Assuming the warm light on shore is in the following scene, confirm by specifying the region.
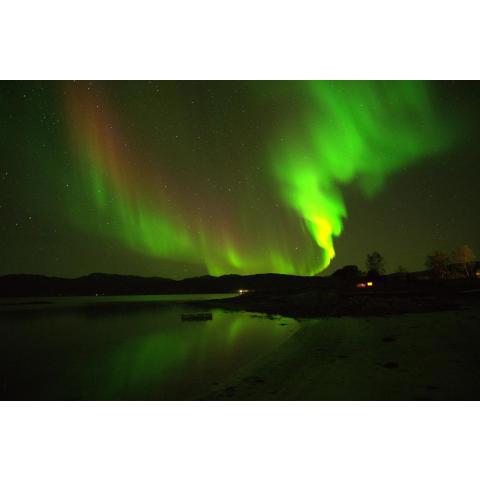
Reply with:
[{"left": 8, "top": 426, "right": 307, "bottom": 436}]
[{"left": 356, "top": 281, "right": 373, "bottom": 289}]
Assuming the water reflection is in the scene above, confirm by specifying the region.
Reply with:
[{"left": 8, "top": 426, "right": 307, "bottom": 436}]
[{"left": 0, "top": 297, "right": 298, "bottom": 400}]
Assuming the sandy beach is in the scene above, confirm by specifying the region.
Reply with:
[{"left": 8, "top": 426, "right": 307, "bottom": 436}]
[{"left": 204, "top": 295, "right": 480, "bottom": 400}]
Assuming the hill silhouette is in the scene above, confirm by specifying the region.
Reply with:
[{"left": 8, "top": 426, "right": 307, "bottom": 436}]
[{"left": 0, "top": 272, "right": 330, "bottom": 297}]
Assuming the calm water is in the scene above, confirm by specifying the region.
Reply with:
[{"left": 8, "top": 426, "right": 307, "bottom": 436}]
[{"left": 0, "top": 295, "right": 298, "bottom": 400}]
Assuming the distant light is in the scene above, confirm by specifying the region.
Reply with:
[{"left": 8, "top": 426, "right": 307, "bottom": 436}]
[
  {"left": 367, "top": 281, "right": 373, "bottom": 287},
  {"left": 356, "top": 282, "right": 366, "bottom": 288},
  {"left": 238, "top": 289, "right": 249, "bottom": 294}
]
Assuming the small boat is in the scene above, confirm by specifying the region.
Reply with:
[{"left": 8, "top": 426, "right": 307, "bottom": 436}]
[{"left": 181, "top": 312, "right": 213, "bottom": 321}]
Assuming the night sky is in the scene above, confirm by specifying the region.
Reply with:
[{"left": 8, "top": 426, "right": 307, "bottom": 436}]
[{"left": 1, "top": 81, "right": 478, "bottom": 279}]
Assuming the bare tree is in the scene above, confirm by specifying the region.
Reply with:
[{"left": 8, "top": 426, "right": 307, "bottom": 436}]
[
  {"left": 425, "top": 251, "right": 450, "bottom": 279},
  {"left": 366, "top": 251, "right": 385, "bottom": 276},
  {"left": 452, "top": 245, "right": 476, "bottom": 278}
]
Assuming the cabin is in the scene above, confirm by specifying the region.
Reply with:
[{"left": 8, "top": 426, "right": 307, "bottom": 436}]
[{"left": 356, "top": 281, "right": 374, "bottom": 289}]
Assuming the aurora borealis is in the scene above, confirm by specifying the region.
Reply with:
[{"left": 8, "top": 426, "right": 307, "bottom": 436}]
[
  {"left": 271, "top": 81, "right": 455, "bottom": 271},
  {"left": 1, "top": 81, "right": 479, "bottom": 278}
]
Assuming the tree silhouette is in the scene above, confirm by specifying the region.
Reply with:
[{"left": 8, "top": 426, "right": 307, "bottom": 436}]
[
  {"left": 365, "top": 252, "right": 385, "bottom": 276},
  {"left": 452, "top": 245, "right": 476, "bottom": 278},
  {"left": 425, "top": 251, "right": 449, "bottom": 279},
  {"left": 331, "top": 265, "right": 361, "bottom": 281}
]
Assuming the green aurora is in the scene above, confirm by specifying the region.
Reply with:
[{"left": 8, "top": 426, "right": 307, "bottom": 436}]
[
  {"left": 64, "top": 81, "right": 454, "bottom": 276},
  {"left": 2, "top": 80, "right": 472, "bottom": 279},
  {"left": 272, "top": 81, "right": 454, "bottom": 271}
]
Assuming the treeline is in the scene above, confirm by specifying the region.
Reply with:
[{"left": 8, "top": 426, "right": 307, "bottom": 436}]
[
  {"left": 425, "top": 245, "right": 477, "bottom": 279},
  {"left": 332, "top": 245, "right": 478, "bottom": 281}
]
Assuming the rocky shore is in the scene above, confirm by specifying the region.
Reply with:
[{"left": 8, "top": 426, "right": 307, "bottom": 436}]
[{"left": 199, "top": 286, "right": 462, "bottom": 319}]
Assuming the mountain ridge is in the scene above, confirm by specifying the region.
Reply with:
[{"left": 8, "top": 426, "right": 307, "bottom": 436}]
[{"left": 0, "top": 272, "right": 329, "bottom": 297}]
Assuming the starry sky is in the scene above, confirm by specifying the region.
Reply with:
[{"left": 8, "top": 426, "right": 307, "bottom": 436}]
[{"left": 0, "top": 81, "right": 478, "bottom": 279}]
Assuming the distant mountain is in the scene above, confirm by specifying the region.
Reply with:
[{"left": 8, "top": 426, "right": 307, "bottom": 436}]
[
  {"left": 3, "top": 264, "right": 468, "bottom": 298},
  {"left": 0, "top": 272, "right": 330, "bottom": 297}
]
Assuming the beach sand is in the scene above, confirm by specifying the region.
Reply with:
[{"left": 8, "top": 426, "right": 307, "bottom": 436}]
[{"left": 204, "top": 301, "right": 480, "bottom": 400}]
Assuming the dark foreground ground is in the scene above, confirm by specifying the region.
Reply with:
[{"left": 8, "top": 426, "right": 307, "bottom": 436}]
[{"left": 201, "top": 288, "right": 480, "bottom": 400}]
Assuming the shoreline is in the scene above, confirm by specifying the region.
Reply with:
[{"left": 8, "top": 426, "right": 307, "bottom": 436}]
[
  {"left": 195, "top": 286, "right": 462, "bottom": 319},
  {"left": 199, "top": 291, "right": 480, "bottom": 400},
  {"left": 202, "top": 303, "right": 480, "bottom": 400}
]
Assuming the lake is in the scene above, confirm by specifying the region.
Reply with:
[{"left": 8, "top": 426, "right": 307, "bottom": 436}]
[{"left": 0, "top": 294, "right": 298, "bottom": 400}]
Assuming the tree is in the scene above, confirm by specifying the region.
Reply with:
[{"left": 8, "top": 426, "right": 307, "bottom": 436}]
[
  {"left": 452, "top": 245, "right": 476, "bottom": 278},
  {"left": 365, "top": 252, "right": 385, "bottom": 276},
  {"left": 331, "top": 265, "right": 361, "bottom": 281},
  {"left": 425, "top": 251, "right": 450, "bottom": 279}
]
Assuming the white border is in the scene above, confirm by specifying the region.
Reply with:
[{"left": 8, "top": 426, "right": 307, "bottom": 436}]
[
  {"left": 1, "top": 0, "right": 480, "bottom": 80},
  {"left": 0, "top": 402, "right": 479, "bottom": 479},
  {"left": 2, "top": 1, "right": 480, "bottom": 478}
]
